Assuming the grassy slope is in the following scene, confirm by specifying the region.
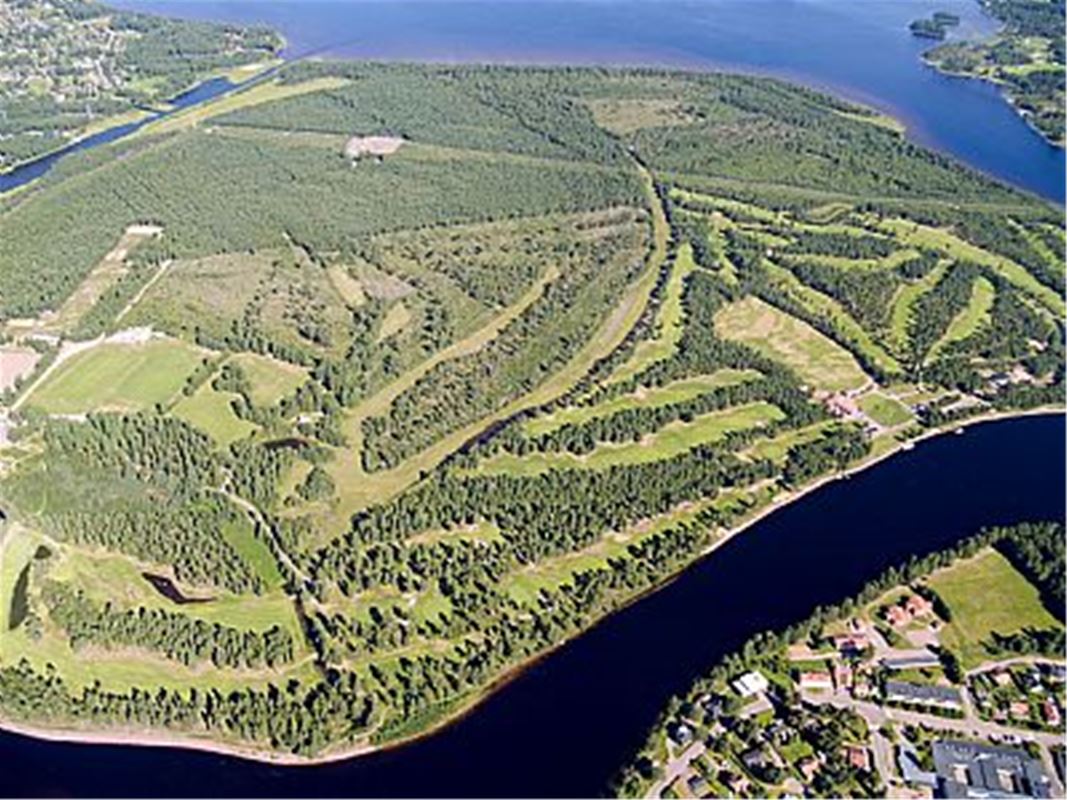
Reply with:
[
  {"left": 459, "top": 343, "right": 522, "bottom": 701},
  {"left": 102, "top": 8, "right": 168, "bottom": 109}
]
[{"left": 714, "top": 296, "right": 869, "bottom": 393}]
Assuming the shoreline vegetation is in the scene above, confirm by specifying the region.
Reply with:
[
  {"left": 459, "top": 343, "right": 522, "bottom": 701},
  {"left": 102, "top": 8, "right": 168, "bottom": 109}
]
[
  {"left": 2, "top": 406, "right": 1061, "bottom": 767},
  {"left": 917, "top": 0, "right": 1065, "bottom": 148}
]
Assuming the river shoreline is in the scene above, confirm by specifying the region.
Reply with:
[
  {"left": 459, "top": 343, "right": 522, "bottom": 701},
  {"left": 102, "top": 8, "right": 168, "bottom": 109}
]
[{"left": 2, "top": 404, "right": 1062, "bottom": 768}]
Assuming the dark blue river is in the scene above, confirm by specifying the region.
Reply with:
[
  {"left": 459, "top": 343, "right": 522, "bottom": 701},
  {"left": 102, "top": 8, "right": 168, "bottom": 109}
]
[
  {"left": 3, "top": 413, "right": 1064, "bottom": 797},
  {"left": 110, "top": 0, "right": 1064, "bottom": 203}
]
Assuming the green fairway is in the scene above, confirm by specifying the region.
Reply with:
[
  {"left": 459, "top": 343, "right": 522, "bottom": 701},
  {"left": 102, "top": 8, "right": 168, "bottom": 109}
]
[
  {"left": 889, "top": 262, "right": 948, "bottom": 356},
  {"left": 881, "top": 219, "right": 1062, "bottom": 315},
  {"left": 172, "top": 384, "right": 257, "bottom": 445},
  {"left": 858, "top": 393, "right": 913, "bottom": 427},
  {"left": 523, "top": 369, "right": 760, "bottom": 437},
  {"left": 220, "top": 517, "right": 285, "bottom": 589},
  {"left": 742, "top": 420, "right": 839, "bottom": 463},
  {"left": 607, "top": 242, "right": 697, "bottom": 384},
  {"left": 26, "top": 338, "right": 205, "bottom": 415},
  {"left": 714, "top": 296, "right": 869, "bottom": 392},
  {"left": 481, "top": 402, "right": 784, "bottom": 476},
  {"left": 927, "top": 276, "right": 995, "bottom": 361},
  {"left": 927, "top": 548, "right": 1063, "bottom": 669}
]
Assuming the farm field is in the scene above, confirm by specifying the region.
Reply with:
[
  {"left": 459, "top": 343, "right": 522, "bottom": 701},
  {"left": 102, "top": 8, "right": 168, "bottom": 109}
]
[{"left": 0, "top": 61, "right": 1062, "bottom": 762}]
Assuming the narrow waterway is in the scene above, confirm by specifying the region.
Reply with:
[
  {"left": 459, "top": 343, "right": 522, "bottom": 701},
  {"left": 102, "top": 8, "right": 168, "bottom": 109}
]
[{"left": 3, "top": 413, "right": 1063, "bottom": 797}]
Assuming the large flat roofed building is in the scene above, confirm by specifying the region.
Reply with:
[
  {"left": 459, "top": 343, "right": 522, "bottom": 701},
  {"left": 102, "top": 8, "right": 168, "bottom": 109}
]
[{"left": 932, "top": 740, "right": 1053, "bottom": 798}]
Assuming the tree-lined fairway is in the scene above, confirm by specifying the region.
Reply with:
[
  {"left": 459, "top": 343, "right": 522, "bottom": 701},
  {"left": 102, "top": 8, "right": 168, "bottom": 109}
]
[
  {"left": 927, "top": 549, "right": 1063, "bottom": 669},
  {"left": 927, "top": 276, "right": 995, "bottom": 361},
  {"left": 607, "top": 242, "right": 697, "bottom": 384},
  {"left": 480, "top": 402, "right": 784, "bottom": 476},
  {"left": 26, "top": 338, "right": 205, "bottom": 414},
  {"left": 522, "top": 369, "right": 760, "bottom": 437},
  {"left": 713, "top": 296, "right": 869, "bottom": 392}
]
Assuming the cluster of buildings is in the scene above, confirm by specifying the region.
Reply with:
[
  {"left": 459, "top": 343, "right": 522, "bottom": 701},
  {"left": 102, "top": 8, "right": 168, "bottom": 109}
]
[{"left": 0, "top": 1, "right": 129, "bottom": 104}]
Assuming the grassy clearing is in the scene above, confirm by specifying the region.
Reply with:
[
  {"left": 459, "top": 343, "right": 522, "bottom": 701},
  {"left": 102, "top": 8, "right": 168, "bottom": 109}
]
[
  {"left": 832, "top": 109, "right": 906, "bottom": 134},
  {"left": 27, "top": 338, "right": 205, "bottom": 415},
  {"left": 1009, "top": 220, "right": 1065, "bottom": 284},
  {"left": 671, "top": 188, "right": 780, "bottom": 223},
  {"left": 523, "top": 369, "right": 760, "bottom": 438},
  {"left": 229, "top": 352, "right": 307, "bottom": 406},
  {"left": 138, "top": 77, "right": 350, "bottom": 138},
  {"left": 714, "top": 296, "right": 869, "bottom": 392},
  {"left": 857, "top": 392, "right": 913, "bottom": 427},
  {"left": 927, "top": 277, "right": 996, "bottom": 362},
  {"left": 880, "top": 219, "right": 1063, "bottom": 315},
  {"left": 764, "top": 261, "right": 900, "bottom": 376},
  {"left": 376, "top": 302, "right": 412, "bottom": 343},
  {"left": 0, "top": 525, "right": 44, "bottom": 632},
  {"left": 889, "top": 261, "right": 949, "bottom": 356},
  {"left": 927, "top": 549, "right": 1063, "bottom": 669},
  {"left": 406, "top": 520, "right": 504, "bottom": 547},
  {"left": 0, "top": 537, "right": 314, "bottom": 693},
  {"left": 606, "top": 242, "right": 697, "bottom": 384},
  {"left": 480, "top": 402, "right": 784, "bottom": 477},
  {"left": 172, "top": 383, "right": 256, "bottom": 446},
  {"left": 326, "top": 264, "right": 367, "bottom": 307}
]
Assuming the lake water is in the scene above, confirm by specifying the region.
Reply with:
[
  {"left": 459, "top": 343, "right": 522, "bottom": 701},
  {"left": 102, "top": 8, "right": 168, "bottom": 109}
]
[
  {"left": 0, "top": 76, "right": 237, "bottom": 194},
  {"left": 2, "top": 413, "right": 1063, "bottom": 797},
  {"left": 108, "top": 0, "right": 1065, "bottom": 203}
]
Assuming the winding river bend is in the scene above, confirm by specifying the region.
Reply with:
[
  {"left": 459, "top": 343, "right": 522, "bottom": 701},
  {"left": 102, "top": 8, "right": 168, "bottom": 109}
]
[{"left": 3, "top": 413, "right": 1063, "bottom": 797}]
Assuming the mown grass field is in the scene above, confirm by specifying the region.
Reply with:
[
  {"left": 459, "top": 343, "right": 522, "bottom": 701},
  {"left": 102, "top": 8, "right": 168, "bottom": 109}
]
[
  {"left": 927, "top": 548, "right": 1063, "bottom": 669},
  {"left": 858, "top": 393, "right": 913, "bottom": 427},
  {"left": 229, "top": 352, "right": 308, "bottom": 406},
  {"left": 714, "top": 296, "right": 869, "bottom": 392},
  {"left": 172, "top": 384, "right": 257, "bottom": 445},
  {"left": 26, "top": 339, "right": 205, "bottom": 415}
]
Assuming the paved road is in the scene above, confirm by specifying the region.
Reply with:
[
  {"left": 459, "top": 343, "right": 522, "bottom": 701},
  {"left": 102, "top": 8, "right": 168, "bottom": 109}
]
[{"left": 648, "top": 741, "right": 705, "bottom": 799}]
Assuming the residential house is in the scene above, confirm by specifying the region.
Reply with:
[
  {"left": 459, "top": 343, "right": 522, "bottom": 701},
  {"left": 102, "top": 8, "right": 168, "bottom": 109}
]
[
  {"left": 884, "top": 681, "right": 962, "bottom": 710},
  {"left": 797, "top": 671, "right": 834, "bottom": 692},
  {"left": 733, "top": 671, "right": 770, "bottom": 698}
]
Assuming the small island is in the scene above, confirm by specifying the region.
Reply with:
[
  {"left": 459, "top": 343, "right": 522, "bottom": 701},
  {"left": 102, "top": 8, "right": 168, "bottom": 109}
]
[{"left": 909, "top": 11, "right": 961, "bottom": 41}]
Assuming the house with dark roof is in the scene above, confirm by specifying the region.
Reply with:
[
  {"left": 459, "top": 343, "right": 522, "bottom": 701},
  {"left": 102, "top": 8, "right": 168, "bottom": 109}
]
[
  {"left": 885, "top": 680, "right": 962, "bottom": 710},
  {"left": 932, "top": 740, "right": 1053, "bottom": 798}
]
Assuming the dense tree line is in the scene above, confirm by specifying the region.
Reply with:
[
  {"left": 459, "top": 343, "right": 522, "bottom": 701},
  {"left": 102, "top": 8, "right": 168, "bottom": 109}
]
[{"left": 40, "top": 582, "right": 295, "bottom": 669}]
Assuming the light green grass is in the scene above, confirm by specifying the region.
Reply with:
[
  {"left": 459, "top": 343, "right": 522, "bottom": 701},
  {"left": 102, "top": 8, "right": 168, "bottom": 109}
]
[
  {"left": 858, "top": 393, "right": 913, "bottom": 427},
  {"left": 27, "top": 339, "right": 205, "bottom": 415},
  {"left": 881, "top": 219, "right": 1063, "bottom": 315},
  {"left": 714, "top": 296, "right": 869, "bottom": 392},
  {"left": 480, "top": 402, "right": 784, "bottom": 476},
  {"left": 889, "top": 262, "right": 949, "bottom": 356},
  {"left": 743, "top": 420, "right": 839, "bottom": 463},
  {"left": 523, "top": 369, "right": 760, "bottom": 437},
  {"left": 764, "top": 261, "right": 900, "bottom": 376},
  {"left": 229, "top": 352, "right": 307, "bottom": 406},
  {"left": 172, "top": 384, "right": 257, "bottom": 446},
  {"left": 0, "top": 525, "right": 44, "bottom": 632},
  {"left": 220, "top": 518, "right": 284, "bottom": 590},
  {"left": 927, "top": 549, "right": 1063, "bottom": 669},
  {"left": 927, "top": 277, "right": 995, "bottom": 362},
  {"left": 607, "top": 242, "right": 697, "bottom": 384}
]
